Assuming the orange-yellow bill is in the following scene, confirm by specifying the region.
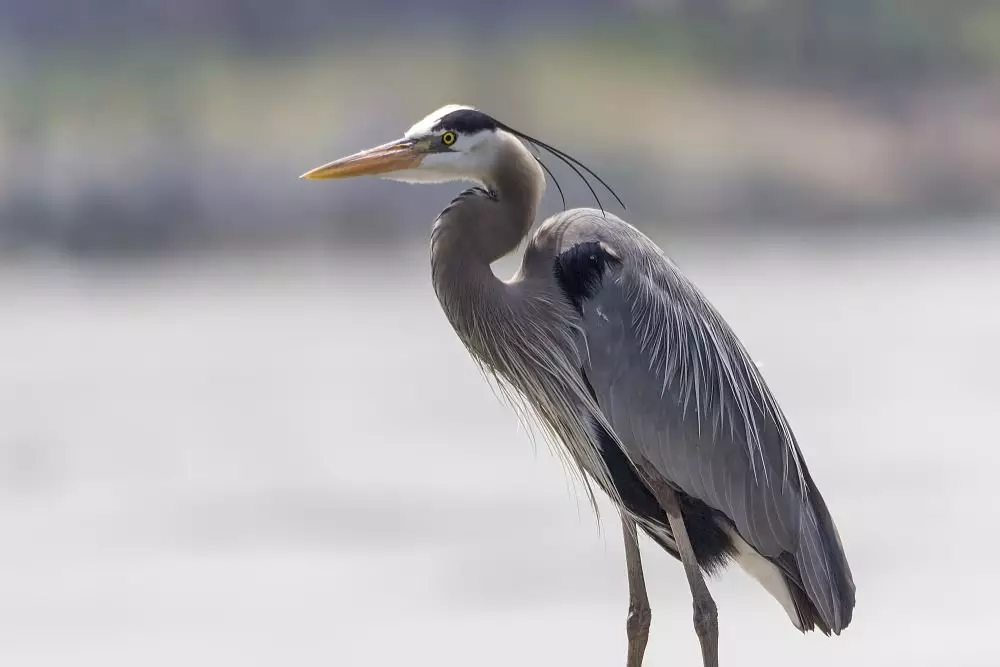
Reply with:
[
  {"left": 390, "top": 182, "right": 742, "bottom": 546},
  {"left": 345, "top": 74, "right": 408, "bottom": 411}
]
[{"left": 299, "top": 138, "right": 425, "bottom": 180}]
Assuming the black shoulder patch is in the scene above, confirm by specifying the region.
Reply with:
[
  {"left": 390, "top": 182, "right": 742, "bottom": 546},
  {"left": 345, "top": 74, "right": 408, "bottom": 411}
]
[
  {"left": 553, "top": 241, "right": 622, "bottom": 314},
  {"left": 432, "top": 108, "right": 498, "bottom": 135}
]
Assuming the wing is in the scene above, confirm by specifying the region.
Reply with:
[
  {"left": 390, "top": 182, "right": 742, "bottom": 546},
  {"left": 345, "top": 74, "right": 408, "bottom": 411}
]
[{"left": 543, "top": 209, "right": 855, "bottom": 634}]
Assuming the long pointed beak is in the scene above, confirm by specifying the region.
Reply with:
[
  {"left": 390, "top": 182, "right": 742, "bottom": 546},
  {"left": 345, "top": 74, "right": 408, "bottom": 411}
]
[{"left": 299, "top": 138, "right": 426, "bottom": 180}]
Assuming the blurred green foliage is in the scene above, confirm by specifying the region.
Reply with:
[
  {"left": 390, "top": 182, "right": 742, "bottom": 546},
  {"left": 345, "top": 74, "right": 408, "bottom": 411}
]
[
  {"left": 2, "top": 2, "right": 999, "bottom": 257},
  {"left": 567, "top": 1, "right": 1000, "bottom": 88},
  {"left": 5, "top": 0, "right": 1000, "bottom": 82}
]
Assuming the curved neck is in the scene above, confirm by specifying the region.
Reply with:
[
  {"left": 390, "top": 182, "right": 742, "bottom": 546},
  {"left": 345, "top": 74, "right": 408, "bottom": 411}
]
[
  {"left": 432, "top": 133, "right": 544, "bottom": 265},
  {"left": 480, "top": 136, "right": 545, "bottom": 263},
  {"left": 429, "top": 133, "right": 545, "bottom": 343}
]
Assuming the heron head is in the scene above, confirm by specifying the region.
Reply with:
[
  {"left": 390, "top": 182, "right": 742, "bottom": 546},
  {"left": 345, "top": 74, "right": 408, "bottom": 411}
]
[
  {"left": 300, "top": 104, "right": 626, "bottom": 214},
  {"left": 300, "top": 104, "right": 505, "bottom": 185}
]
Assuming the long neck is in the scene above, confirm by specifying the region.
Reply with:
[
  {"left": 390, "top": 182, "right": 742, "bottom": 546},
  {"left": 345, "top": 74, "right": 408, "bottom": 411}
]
[
  {"left": 432, "top": 134, "right": 544, "bottom": 266},
  {"left": 429, "top": 134, "right": 545, "bottom": 343}
]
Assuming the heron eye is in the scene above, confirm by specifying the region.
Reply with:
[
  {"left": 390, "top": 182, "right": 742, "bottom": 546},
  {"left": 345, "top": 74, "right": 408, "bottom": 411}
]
[{"left": 441, "top": 131, "right": 457, "bottom": 146}]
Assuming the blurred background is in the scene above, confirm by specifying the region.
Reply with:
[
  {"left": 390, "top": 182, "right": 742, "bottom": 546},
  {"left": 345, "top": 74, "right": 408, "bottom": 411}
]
[{"left": 1, "top": 1, "right": 998, "bottom": 665}]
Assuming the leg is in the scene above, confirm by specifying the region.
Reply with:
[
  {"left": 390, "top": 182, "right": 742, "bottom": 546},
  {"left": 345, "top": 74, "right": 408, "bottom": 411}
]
[
  {"left": 621, "top": 514, "right": 651, "bottom": 667},
  {"left": 652, "top": 484, "right": 719, "bottom": 667}
]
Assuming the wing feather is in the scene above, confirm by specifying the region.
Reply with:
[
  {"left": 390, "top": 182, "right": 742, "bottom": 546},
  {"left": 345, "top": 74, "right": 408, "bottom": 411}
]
[{"left": 544, "top": 209, "right": 854, "bottom": 633}]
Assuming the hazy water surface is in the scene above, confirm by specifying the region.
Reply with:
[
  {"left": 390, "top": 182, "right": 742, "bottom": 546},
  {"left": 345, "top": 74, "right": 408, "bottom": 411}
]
[{"left": 0, "top": 229, "right": 998, "bottom": 666}]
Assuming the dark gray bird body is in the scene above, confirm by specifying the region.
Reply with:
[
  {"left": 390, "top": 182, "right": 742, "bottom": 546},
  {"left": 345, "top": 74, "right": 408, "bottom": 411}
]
[
  {"left": 302, "top": 104, "right": 855, "bottom": 666},
  {"left": 541, "top": 210, "right": 853, "bottom": 634},
  {"left": 435, "top": 180, "right": 854, "bottom": 634}
]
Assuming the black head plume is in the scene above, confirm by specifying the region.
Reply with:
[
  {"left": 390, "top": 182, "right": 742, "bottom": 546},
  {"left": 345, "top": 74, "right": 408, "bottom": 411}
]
[
  {"left": 430, "top": 108, "right": 499, "bottom": 135},
  {"left": 495, "top": 120, "right": 626, "bottom": 217},
  {"left": 430, "top": 107, "right": 626, "bottom": 217}
]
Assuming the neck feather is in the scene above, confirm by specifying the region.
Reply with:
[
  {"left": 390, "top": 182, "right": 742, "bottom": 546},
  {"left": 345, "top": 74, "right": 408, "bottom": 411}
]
[
  {"left": 433, "top": 132, "right": 544, "bottom": 263},
  {"left": 429, "top": 132, "right": 545, "bottom": 344},
  {"left": 480, "top": 133, "right": 545, "bottom": 260}
]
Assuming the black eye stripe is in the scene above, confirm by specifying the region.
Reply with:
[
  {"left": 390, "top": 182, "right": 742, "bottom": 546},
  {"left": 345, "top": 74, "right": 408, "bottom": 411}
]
[
  {"left": 431, "top": 108, "right": 498, "bottom": 135},
  {"left": 425, "top": 106, "right": 626, "bottom": 215}
]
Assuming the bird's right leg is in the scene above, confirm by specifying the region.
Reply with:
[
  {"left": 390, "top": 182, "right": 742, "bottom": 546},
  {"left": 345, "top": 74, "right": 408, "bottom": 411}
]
[
  {"left": 622, "top": 514, "right": 651, "bottom": 667},
  {"left": 650, "top": 482, "right": 719, "bottom": 667}
]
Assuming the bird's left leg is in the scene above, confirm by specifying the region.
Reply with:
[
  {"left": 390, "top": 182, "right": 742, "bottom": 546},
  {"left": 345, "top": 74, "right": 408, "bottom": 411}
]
[
  {"left": 650, "top": 482, "right": 719, "bottom": 667},
  {"left": 621, "top": 514, "right": 651, "bottom": 667}
]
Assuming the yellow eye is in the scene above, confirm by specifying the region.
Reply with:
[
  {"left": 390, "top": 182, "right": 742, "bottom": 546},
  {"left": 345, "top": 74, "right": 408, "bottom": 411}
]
[{"left": 441, "top": 131, "right": 457, "bottom": 146}]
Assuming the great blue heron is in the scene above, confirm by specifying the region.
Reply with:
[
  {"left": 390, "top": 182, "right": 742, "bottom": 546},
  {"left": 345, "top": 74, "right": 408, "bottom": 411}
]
[{"left": 301, "top": 105, "right": 855, "bottom": 667}]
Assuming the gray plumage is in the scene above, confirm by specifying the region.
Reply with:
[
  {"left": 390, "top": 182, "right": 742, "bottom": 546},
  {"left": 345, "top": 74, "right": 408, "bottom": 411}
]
[
  {"left": 549, "top": 210, "right": 854, "bottom": 633},
  {"left": 301, "top": 104, "right": 856, "bottom": 667}
]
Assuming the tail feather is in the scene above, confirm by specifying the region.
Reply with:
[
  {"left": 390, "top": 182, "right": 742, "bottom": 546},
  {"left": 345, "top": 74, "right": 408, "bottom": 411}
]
[
  {"left": 731, "top": 464, "right": 855, "bottom": 635},
  {"left": 783, "top": 573, "right": 831, "bottom": 634},
  {"left": 788, "top": 466, "right": 856, "bottom": 634}
]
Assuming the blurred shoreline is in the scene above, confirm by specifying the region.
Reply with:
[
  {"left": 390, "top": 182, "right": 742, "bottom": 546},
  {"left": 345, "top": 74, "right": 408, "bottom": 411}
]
[{"left": 3, "top": 12, "right": 1000, "bottom": 259}]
